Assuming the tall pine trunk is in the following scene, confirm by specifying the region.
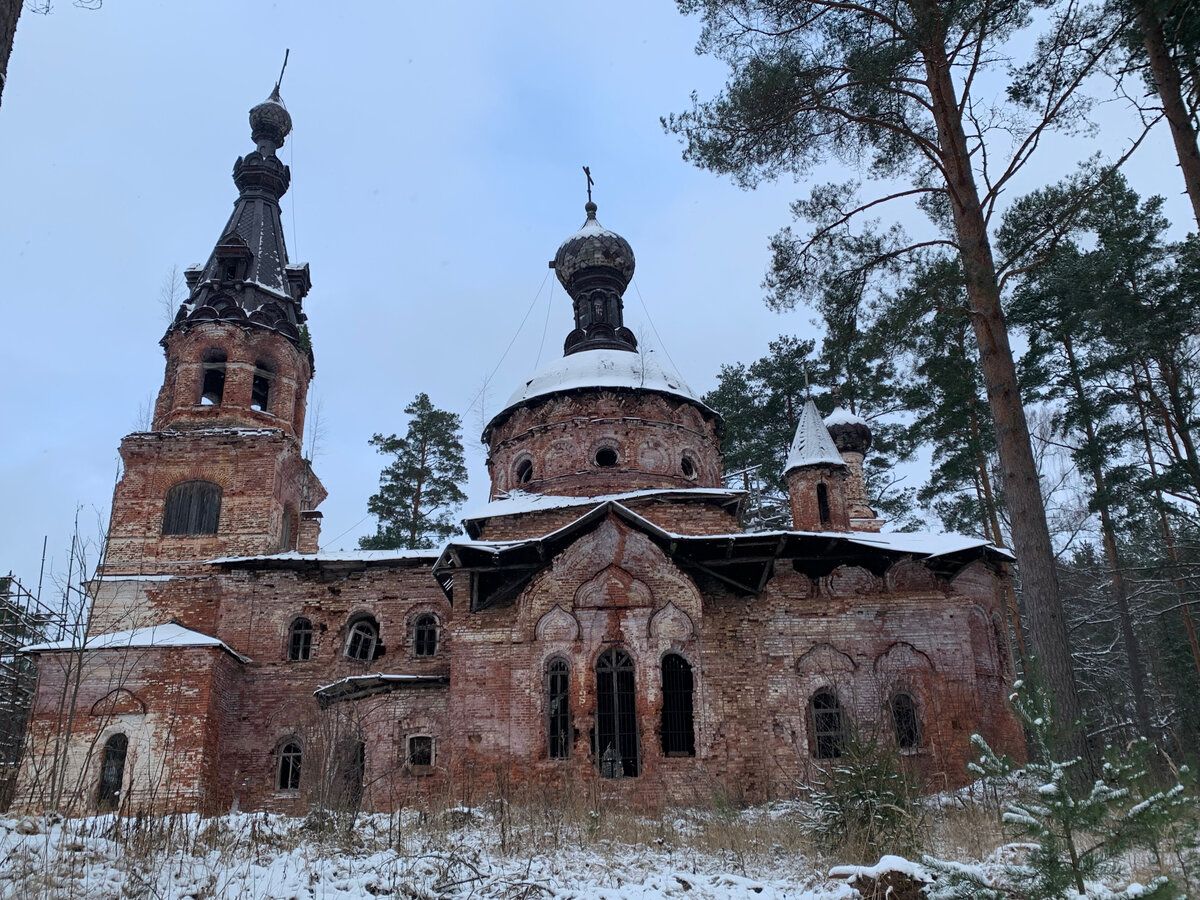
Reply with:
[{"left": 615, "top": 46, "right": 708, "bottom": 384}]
[
  {"left": 1062, "top": 335, "right": 1154, "bottom": 743},
  {"left": 923, "top": 27, "right": 1086, "bottom": 759},
  {"left": 0, "top": 0, "right": 21, "bottom": 111},
  {"left": 1136, "top": 2, "right": 1200, "bottom": 230}
]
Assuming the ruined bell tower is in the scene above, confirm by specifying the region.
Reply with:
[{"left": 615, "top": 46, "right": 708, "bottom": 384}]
[{"left": 93, "top": 86, "right": 326, "bottom": 632}]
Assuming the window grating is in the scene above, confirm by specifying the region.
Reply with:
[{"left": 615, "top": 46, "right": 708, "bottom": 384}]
[
  {"left": 595, "top": 648, "right": 639, "bottom": 777},
  {"left": 811, "top": 689, "right": 845, "bottom": 759},
  {"left": 162, "top": 480, "right": 222, "bottom": 535},
  {"left": 660, "top": 654, "right": 695, "bottom": 757},
  {"left": 413, "top": 614, "right": 438, "bottom": 657},
  {"left": 97, "top": 733, "right": 128, "bottom": 812},
  {"left": 288, "top": 619, "right": 312, "bottom": 661},
  {"left": 277, "top": 741, "right": 301, "bottom": 790},
  {"left": 547, "top": 658, "right": 570, "bottom": 759},
  {"left": 408, "top": 735, "right": 433, "bottom": 767},
  {"left": 891, "top": 693, "right": 920, "bottom": 749}
]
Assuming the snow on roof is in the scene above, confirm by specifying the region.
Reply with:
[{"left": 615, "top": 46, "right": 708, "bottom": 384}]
[
  {"left": 462, "top": 487, "right": 743, "bottom": 522},
  {"left": 92, "top": 573, "right": 175, "bottom": 583},
  {"left": 561, "top": 216, "right": 621, "bottom": 244},
  {"left": 824, "top": 406, "right": 867, "bottom": 427},
  {"left": 497, "top": 348, "right": 710, "bottom": 418},
  {"left": 783, "top": 399, "right": 845, "bottom": 472},
  {"left": 208, "top": 548, "right": 442, "bottom": 565},
  {"left": 845, "top": 531, "right": 1016, "bottom": 560},
  {"left": 314, "top": 673, "right": 448, "bottom": 695},
  {"left": 21, "top": 622, "right": 250, "bottom": 663}
]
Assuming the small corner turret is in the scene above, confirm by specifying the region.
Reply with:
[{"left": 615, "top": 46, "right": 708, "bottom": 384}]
[
  {"left": 783, "top": 398, "right": 850, "bottom": 531},
  {"left": 152, "top": 84, "right": 313, "bottom": 439}
]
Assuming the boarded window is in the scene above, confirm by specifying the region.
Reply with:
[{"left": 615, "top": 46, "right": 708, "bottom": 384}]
[
  {"left": 891, "top": 693, "right": 920, "bottom": 749},
  {"left": 810, "top": 689, "right": 845, "bottom": 759},
  {"left": 331, "top": 739, "right": 365, "bottom": 811},
  {"left": 251, "top": 361, "right": 273, "bottom": 412},
  {"left": 200, "top": 349, "right": 226, "bottom": 405},
  {"left": 595, "top": 648, "right": 639, "bottom": 777},
  {"left": 407, "top": 735, "right": 433, "bottom": 768},
  {"left": 288, "top": 618, "right": 312, "bottom": 661},
  {"left": 413, "top": 614, "right": 438, "bottom": 657},
  {"left": 162, "top": 480, "right": 222, "bottom": 535},
  {"left": 96, "top": 733, "right": 128, "bottom": 812},
  {"left": 277, "top": 741, "right": 301, "bottom": 790},
  {"left": 547, "top": 658, "right": 570, "bottom": 759},
  {"left": 817, "top": 483, "right": 831, "bottom": 526},
  {"left": 661, "top": 654, "right": 695, "bottom": 757},
  {"left": 345, "top": 618, "right": 379, "bottom": 661}
]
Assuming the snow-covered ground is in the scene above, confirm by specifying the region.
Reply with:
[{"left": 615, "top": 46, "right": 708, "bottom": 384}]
[{"left": 0, "top": 807, "right": 860, "bottom": 900}]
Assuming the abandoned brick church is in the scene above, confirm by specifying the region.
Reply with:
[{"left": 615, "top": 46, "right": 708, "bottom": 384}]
[{"left": 16, "top": 89, "right": 1022, "bottom": 815}]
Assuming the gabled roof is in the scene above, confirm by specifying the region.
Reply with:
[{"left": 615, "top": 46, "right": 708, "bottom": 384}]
[
  {"left": 783, "top": 398, "right": 845, "bottom": 472},
  {"left": 21, "top": 621, "right": 250, "bottom": 663},
  {"left": 434, "top": 500, "right": 1010, "bottom": 610}
]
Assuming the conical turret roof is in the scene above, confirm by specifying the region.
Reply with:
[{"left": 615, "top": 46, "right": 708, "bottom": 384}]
[{"left": 783, "top": 399, "right": 846, "bottom": 473}]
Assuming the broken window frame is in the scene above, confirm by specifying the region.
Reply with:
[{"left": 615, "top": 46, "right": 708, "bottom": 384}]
[
  {"left": 200, "top": 348, "right": 227, "bottom": 406},
  {"left": 96, "top": 732, "right": 128, "bottom": 812},
  {"left": 413, "top": 614, "right": 438, "bottom": 657},
  {"left": 595, "top": 648, "right": 639, "bottom": 777},
  {"left": 407, "top": 735, "right": 434, "bottom": 769},
  {"left": 287, "top": 618, "right": 313, "bottom": 662},
  {"left": 277, "top": 740, "right": 302, "bottom": 791},
  {"left": 162, "top": 480, "right": 222, "bottom": 536},
  {"left": 810, "top": 688, "right": 846, "bottom": 759},
  {"left": 515, "top": 458, "right": 533, "bottom": 484},
  {"left": 546, "top": 657, "right": 570, "bottom": 759},
  {"left": 345, "top": 617, "right": 379, "bottom": 662},
  {"left": 891, "top": 692, "right": 921, "bottom": 750},
  {"left": 660, "top": 653, "right": 695, "bottom": 757},
  {"left": 251, "top": 359, "right": 274, "bottom": 413}
]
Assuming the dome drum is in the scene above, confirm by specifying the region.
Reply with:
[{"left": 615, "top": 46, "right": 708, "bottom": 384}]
[{"left": 487, "top": 390, "right": 722, "bottom": 498}]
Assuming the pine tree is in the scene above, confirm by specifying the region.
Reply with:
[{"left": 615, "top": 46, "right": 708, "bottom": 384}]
[
  {"left": 359, "top": 393, "right": 468, "bottom": 550},
  {"left": 665, "top": 0, "right": 1113, "bottom": 757},
  {"left": 924, "top": 682, "right": 1191, "bottom": 899}
]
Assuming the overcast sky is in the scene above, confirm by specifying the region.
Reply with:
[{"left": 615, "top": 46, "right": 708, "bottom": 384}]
[{"left": 1, "top": 1, "right": 1190, "bottom": 598}]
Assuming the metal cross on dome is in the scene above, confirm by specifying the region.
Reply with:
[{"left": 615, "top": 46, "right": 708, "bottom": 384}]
[{"left": 583, "top": 166, "right": 594, "bottom": 203}]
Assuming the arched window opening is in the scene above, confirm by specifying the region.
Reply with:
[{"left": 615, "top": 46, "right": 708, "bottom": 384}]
[
  {"left": 661, "top": 654, "right": 695, "bottom": 757},
  {"left": 251, "top": 360, "right": 273, "bottom": 412},
  {"left": 96, "top": 733, "right": 128, "bottom": 812},
  {"left": 345, "top": 617, "right": 380, "bottom": 661},
  {"left": 595, "top": 648, "right": 639, "bottom": 777},
  {"left": 277, "top": 741, "right": 302, "bottom": 790},
  {"left": 680, "top": 456, "right": 697, "bottom": 479},
  {"left": 594, "top": 447, "right": 619, "bottom": 468},
  {"left": 200, "top": 349, "right": 227, "bottom": 406},
  {"left": 221, "top": 259, "right": 240, "bottom": 282},
  {"left": 407, "top": 735, "right": 433, "bottom": 768},
  {"left": 810, "top": 689, "right": 845, "bottom": 759},
  {"left": 288, "top": 618, "right": 313, "bottom": 661},
  {"left": 547, "top": 658, "right": 570, "bottom": 759},
  {"left": 891, "top": 693, "right": 920, "bottom": 749},
  {"left": 515, "top": 458, "right": 533, "bottom": 484},
  {"left": 413, "top": 614, "right": 438, "bottom": 657},
  {"left": 162, "top": 480, "right": 222, "bottom": 535},
  {"left": 816, "top": 483, "right": 831, "bottom": 526},
  {"left": 280, "top": 506, "right": 295, "bottom": 551}
]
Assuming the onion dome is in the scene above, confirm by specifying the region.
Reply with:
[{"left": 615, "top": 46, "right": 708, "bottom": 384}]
[
  {"left": 552, "top": 202, "right": 639, "bottom": 355},
  {"left": 554, "top": 201, "right": 636, "bottom": 287},
  {"left": 249, "top": 86, "right": 292, "bottom": 155},
  {"left": 825, "top": 407, "right": 872, "bottom": 455}
]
